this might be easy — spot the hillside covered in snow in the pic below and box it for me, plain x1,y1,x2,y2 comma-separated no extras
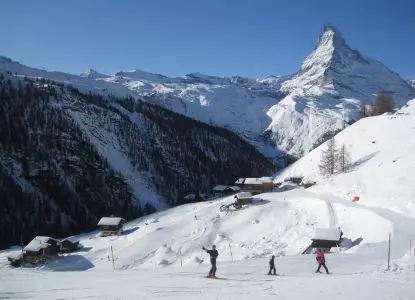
1,100,415,297
0,74,273,248
276,99,415,218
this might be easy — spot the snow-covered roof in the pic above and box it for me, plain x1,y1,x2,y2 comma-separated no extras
235,178,245,185
24,236,58,252
312,228,342,241
228,186,241,192
212,185,228,192
260,177,273,183
243,178,263,185
236,192,253,200
97,217,124,226
61,236,79,243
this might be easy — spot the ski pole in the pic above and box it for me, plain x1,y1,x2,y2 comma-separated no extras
228,242,233,262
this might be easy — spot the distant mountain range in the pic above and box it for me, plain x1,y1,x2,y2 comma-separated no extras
2,25,412,159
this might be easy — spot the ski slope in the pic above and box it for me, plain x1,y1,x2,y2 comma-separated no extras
1,104,415,300
1,183,415,299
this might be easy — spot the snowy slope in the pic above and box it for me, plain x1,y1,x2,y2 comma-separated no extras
267,25,414,156
100,72,287,157
1,185,414,299
275,99,415,218
2,99,415,297
66,101,167,210
1,188,413,270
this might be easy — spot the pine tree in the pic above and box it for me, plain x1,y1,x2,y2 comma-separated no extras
319,137,338,175
336,143,351,173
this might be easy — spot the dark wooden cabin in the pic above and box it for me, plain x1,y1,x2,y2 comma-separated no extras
60,236,81,253
23,236,60,263
212,185,240,197
97,217,125,236
235,177,273,195
310,228,343,252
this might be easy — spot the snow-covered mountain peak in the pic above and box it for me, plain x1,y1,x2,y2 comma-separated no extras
282,24,412,100
80,68,108,79
269,25,414,156
318,24,345,48
283,25,367,94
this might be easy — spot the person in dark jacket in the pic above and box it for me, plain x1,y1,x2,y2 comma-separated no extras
268,255,276,275
315,249,330,274
202,245,218,277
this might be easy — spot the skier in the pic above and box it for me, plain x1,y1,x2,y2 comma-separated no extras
315,249,330,274
202,245,218,278
268,255,276,275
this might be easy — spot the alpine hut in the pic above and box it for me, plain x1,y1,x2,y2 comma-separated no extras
23,236,60,263
237,177,273,195
310,228,343,252
97,217,125,236
60,236,81,253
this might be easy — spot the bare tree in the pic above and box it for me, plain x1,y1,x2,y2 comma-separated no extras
336,143,351,173
372,94,394,116
319,137,338,175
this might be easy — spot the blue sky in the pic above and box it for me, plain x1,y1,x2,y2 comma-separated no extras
0,0,414,78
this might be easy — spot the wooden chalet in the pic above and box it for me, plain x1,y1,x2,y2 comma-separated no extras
60,236,81,253
284,176,304,184
23,236,60,263
212,185,240,197
235,177,274,195
233,192,253,209
259,177,274,191
310,228,343,252
97,217,125,236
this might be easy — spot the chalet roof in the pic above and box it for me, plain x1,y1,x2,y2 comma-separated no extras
243,178,263,185
235,178,245,185
227,186,241,192
260,177,273,183
61,236,79,243
97,217,124,226
235,192,253,200
212,185,228,192
24,236,59,252
312,228,342,242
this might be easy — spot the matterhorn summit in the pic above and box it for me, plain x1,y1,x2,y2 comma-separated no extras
268,24,414,156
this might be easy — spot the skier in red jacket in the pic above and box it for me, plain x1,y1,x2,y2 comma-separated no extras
315,249,330,274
